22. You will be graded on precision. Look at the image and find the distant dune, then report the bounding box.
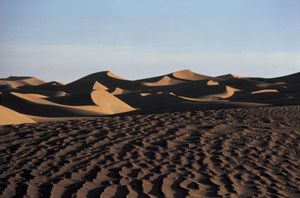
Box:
[1,69,299,125]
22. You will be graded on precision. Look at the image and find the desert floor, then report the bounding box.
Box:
[1,105,300,197]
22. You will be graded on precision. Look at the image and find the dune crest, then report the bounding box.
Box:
[143,76,183,86]
[216,73,240,80]
[64,71,131,94]
[3,92,109,117]
[111,87,129,95]
[0,76,45,90]
[172,85,239,101]
[207,80,220,85]
[93,81,108,90]
[251,89,279,94]
[91,88,135,114]
[107,71,125,80]
[10,92,51,105]
[172,69,211,81]
[140,92,151,96]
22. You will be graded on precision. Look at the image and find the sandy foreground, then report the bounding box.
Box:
[0,105,300,197]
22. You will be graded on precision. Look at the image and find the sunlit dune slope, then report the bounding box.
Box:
[0,69,299,125]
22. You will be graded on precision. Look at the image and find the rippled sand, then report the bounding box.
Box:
[1,105,299,197]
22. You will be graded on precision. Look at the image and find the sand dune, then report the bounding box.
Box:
[20,81,64,91]
[0,76,45,90]
[106,71,125,80]
[64,71,136,94]
[91,88,135,114]
[142,76,184,86]
[216,73,240,80]
[172,85,239,101]
[172,69,212,81]
[207,80,220,85]
[0,105,35,125]
[140,92,151,96]
[93,81,108,90]
[251,89,279,94]
[0,70,300,197]
[1,91,108,117]
[111,87,129,95]
[0,105,299,197]
[1,70,300,125]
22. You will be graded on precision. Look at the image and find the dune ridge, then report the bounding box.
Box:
[142,76,184,86]
[90,88,136,114]
[0,76,45,91]
[172,69,212,81]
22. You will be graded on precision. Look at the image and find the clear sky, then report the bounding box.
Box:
[0,0,299,82]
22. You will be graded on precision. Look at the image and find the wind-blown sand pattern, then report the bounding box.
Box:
[0,70,300,197]
[0,106,299,197]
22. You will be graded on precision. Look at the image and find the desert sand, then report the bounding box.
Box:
[0,70,300,197]
[1,69,300,124]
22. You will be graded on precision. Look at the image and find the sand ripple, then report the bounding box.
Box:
[0,106,300,197]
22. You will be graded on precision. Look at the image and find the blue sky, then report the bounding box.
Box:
[0,0,299,82]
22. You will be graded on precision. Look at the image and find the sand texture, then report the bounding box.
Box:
[0,105,300,197]
[1,70,300,125]
[0,70,300,197]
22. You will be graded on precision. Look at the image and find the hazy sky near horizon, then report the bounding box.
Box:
[0,0,299,82]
